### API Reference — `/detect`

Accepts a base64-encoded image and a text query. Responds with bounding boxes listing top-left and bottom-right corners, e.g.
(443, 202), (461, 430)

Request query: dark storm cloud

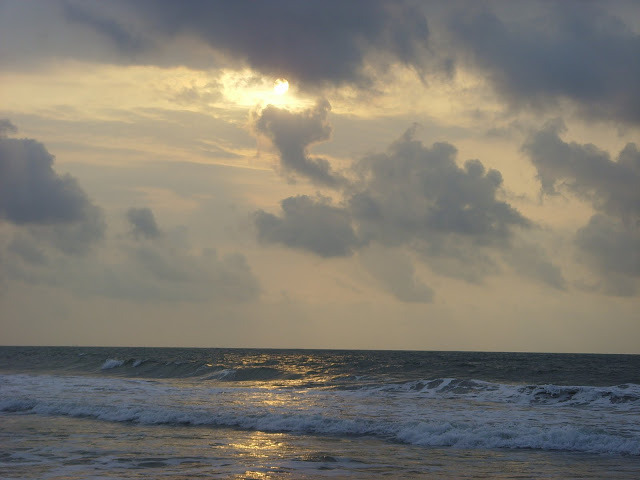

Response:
(451, 2), (640, 124)
(62, 1), (146, 54)
(2, 0), (433, 83)
(523, 121), (640, 222)
(126, 207), (161, 240)
(127, 0), (431, 87)
(253, 100), (345, 187)
(0, 126), (104, 232)
(5, 1), (639, 125)
(0, 1), (150, 70)
(254, 195), (359, 258)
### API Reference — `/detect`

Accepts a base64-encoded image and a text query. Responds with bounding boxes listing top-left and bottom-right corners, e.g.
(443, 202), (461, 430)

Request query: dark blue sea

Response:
(1, 347), (639, 479)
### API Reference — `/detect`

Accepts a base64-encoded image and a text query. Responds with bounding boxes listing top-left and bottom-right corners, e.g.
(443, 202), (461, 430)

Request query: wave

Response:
(97, 357), (228, 378)
(205, 367), (300, 382)
(98, 359), (298, 382)
(4, 348), (640, 389)
(92, 357), (640, 406)
(2, 396), (638, 456)
(74, 357), (640, 410)
(101, 359), (125, 370)
(344, 378), (640, 408)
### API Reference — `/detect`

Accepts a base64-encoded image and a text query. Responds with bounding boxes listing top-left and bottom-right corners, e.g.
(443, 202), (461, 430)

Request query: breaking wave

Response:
(2, 348), (639, 461)
(346, 378), (640, 409)
(2, 394), (638, 456)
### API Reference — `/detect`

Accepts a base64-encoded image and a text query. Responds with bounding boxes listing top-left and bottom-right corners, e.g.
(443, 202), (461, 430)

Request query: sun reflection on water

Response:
(228, 431), (288, 459)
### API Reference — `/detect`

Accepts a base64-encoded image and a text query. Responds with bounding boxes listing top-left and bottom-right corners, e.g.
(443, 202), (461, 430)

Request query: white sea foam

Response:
(2, 373), (638, 456)
(101, 358), (124, 370)
(207, 368), (236, 380)
(3, 396), (638, 456)
(395, 421), (640, 455)
(346, 378), (640, 410)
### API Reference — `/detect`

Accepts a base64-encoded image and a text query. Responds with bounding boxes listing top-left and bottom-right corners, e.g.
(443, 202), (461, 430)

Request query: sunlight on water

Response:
(229, 431), (289, 460)
(1, 347), (639, 478)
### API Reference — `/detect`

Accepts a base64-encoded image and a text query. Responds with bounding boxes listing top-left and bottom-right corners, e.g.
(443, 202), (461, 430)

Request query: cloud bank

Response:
(125, 0), (432, 87)
(5, 1), (638, 126)
(0, 125), (260, 304)
(451, 2), (640, 124)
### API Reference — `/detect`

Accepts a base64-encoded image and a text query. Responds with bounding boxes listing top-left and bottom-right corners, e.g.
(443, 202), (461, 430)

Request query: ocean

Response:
(1, 347), (639, 479)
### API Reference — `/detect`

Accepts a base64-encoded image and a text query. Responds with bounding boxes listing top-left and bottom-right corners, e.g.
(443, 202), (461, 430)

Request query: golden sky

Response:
(1, 0), (639, 352)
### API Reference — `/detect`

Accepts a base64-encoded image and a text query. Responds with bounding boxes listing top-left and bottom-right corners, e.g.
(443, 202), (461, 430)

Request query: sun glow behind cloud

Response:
(273, 78), (289, 95)
(219, 70), (310, 109)
(2, 0), (640, 353)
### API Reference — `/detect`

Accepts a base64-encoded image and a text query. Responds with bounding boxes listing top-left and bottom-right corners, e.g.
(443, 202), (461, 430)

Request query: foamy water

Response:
(1, 347), (639, 478)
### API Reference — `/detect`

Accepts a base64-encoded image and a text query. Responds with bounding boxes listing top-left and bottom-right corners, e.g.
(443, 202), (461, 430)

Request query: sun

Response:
(273, 78), (289, 95)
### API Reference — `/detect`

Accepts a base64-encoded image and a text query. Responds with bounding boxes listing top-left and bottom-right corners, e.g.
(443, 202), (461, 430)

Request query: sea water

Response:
(1, 347), (639, 479)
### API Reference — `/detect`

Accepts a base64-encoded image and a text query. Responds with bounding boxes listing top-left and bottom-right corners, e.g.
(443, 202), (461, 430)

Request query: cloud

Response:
(34, 205), (105, 255)
(126, 0), (431, 87)
(505, 241), (567, 291)
(523, 121), (640, 222)
(254, 126), (544, 290)
(62, 1), (146, 54)
(127, 207), (161, 240)
(4, 240), (261, 304)
(575, 214), (639, 296)
(0, 1), (152, 70)
(254, 195), (359, 257)
(113, 209), (259, 303)
(2, 210), (260, 304)
(360, 245), (433, 303)
(253, 100), (345, 187)
(3, 1), (434, 86)
(414, 237), (501, 284)
(112, 209), (260, 303)
(451, 3), (640, 124)
(7, 232), (47, 266)
(350, 128), (530, 248)
(0, 123), (105, 253)
(524, 122), (639, 295)
(5, 1), (638, 126)
(111, 244), (260, 303)
(0, 119), (18, 136)
(0, 137), (92, 224)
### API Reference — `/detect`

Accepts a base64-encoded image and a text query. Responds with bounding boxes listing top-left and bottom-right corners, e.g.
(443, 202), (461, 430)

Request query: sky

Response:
(1, 0), (639, 353)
